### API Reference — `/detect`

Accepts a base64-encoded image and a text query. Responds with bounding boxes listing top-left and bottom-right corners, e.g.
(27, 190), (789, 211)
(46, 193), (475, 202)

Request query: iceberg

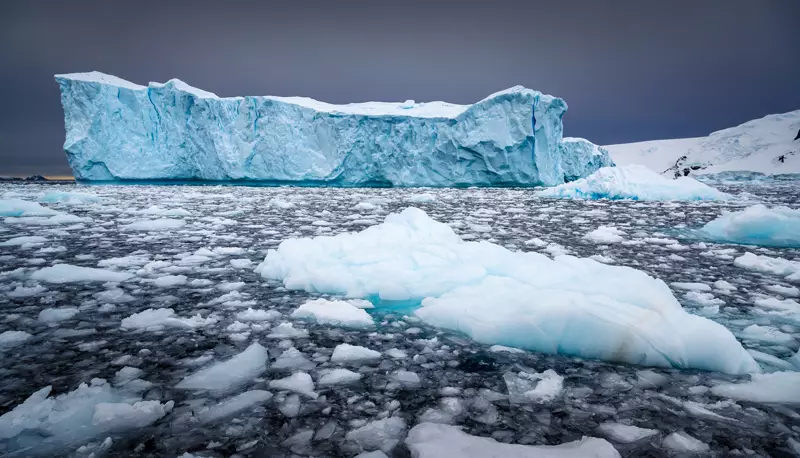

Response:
(536, 165), (729, 201)
(699, 204), (800, 248)
(55, 71), (612, 186)
(256, 207), (759, 374)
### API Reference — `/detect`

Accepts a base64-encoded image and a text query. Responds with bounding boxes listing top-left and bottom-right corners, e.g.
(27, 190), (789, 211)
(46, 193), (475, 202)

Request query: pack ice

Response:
(537, 165), (729, 201)
(257, 207), (758, 374)
(55, 72), (612, 186)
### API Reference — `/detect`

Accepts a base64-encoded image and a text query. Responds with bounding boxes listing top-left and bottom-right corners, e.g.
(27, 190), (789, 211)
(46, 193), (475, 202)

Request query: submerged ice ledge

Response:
(55, 71), (612, 186)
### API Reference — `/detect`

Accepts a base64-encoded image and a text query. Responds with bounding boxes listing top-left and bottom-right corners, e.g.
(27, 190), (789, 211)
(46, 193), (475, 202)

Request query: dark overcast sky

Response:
(1, 0), (799, 176)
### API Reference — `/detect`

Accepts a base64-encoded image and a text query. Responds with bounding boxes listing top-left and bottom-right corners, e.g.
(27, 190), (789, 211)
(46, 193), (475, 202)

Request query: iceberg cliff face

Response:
(55, 72), (612, 186)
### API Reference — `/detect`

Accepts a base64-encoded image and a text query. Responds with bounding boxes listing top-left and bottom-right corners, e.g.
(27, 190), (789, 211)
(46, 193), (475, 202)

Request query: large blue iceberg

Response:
(55, 72), (613, 186)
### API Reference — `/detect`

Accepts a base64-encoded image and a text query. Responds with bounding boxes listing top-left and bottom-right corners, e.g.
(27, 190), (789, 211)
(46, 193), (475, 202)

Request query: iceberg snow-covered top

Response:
(55, 72), (543, 119)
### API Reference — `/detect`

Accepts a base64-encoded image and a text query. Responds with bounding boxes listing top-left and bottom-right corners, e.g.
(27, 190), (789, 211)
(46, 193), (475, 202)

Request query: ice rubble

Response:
(710, 371), (800, 404)
(55, 72), (613, 186)
(30, 264), (133, 283)
(257, 207), (759, 374)
(0, 198), (59, 216)
(176, 342), (269, 392)
(700, 204), (800, 247)
(536, 165), (729, 201)
(291, 298), (374, 328)
(0, 379), (173, 454)
(733, 252), (800, 281)
(405, 423), (620, 458)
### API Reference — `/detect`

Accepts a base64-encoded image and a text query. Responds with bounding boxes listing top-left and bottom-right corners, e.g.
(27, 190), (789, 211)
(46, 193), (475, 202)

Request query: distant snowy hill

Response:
(605, 110), (800, 178)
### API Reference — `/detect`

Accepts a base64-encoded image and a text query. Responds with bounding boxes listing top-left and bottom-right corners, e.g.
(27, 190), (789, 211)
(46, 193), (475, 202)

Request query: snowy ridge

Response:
(55, 72), (612, 185)
(606, 110), (800, 178)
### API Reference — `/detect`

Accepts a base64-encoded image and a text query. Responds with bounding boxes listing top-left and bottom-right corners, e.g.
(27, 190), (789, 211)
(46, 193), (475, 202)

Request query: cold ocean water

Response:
(0, 181), (799, 457)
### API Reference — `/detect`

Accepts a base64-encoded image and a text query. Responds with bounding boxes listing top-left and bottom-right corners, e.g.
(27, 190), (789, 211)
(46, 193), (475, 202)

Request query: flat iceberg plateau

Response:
(699, 204), (800, 247)
(536, 164), (729, 201)
(256, 207), (759, 374)
(55, 71), (612, 186)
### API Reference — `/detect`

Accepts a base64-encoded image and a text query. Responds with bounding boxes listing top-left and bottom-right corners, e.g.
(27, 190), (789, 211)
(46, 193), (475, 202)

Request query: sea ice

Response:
(0, 198), (59, 216)
(0, 235), (48, 246)
(345, 416), (407, 453)
(196, 390), (273, 424)
(536, 165), (728, 201)
(121, 218), (186, 231)
(0, 330), (32, 347)
(330, 343), (382, 363)
(272, 347), (316, 371)
(0, 379), (172, 455)
(504, 370), (564, 403)
(700, 204), (800, 247)
(662, 431), (709, 453)
(318, 368), (363, 386)
(38, 307), (79, 324)
(176, 342), (269, 392)
(30, 264), (133, 283)
(121, 308), (217, 330)
(583, 226), (625, 244)
(405, 422), (620, 458)
(291, 298), (374, 328)
(268, 372), (318, 399)
(596, 423), (659, 443)
(259, 207), (757, 373)
(710, 371), (800, 404)
(733, 252), (800, 280)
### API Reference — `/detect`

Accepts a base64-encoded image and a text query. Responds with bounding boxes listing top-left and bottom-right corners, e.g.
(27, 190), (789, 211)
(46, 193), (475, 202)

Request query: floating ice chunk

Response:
(354, 202), (378, 211)
(537, 165), (728, 201)
(121, 218), (185, 231)
(348, 299), (375, 309)
(278, 393), (301, 417)
(700, 204), (800, 248)
(354, 451), (389, 458)
(217, 281), (246, 292)
(214, 246), (246, 256)
(121, 308), (217, 330)
(670, 282), (711, 292)
(291, 298), (374, 328)
(0, 330), (32, 347)
(597, 423), (658, 443)
(0, 198), (59, 216)
(765, 284), (800, 297)
(408, 193), (436, 204)
(38, 307), (79, 324)
(236, 308), (282, 321)
(269, 198), (295, 209)
(405, 422), (621, 458)
(710, 371), (800, 404)
(268, 372), (317, 399)
(346, 417), (407, 453)
(259, 207), (757, 374)
(754, 296), (800, 312)
(504, 370), (564, 403)
(39, 191), (101, 204)
(739, 324), (796, 344)
(0, 379), (171, 454)
(230, 258), (252, 269)
(197, 390), (273, 423)
(746, 349), (795, 371)
(272, 347), (316, 371)
(583, 226), (625, 244)
(114, 366), (144, 385)
(733, 252), (800, 279)
(94, 287), (135, 303)
(418, 397), (464, 424)
(93, 400), (174, 431)
(266, 322), (309, 339)
(331, 343), (382, 363)
(385, 348), (408, 359)
(176, 342), (269, 392)
(489, 345), (526, 354)
(662, 431), (709, 453)
(389, 370), (421, 388)
(0, 235), (48, 246)
(31, 264), (133, 283)
(153, 274), (187, 287)
(6, 284), (47, 298)
(713, 280), (737, 291)
(318, 368), (363, 386)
